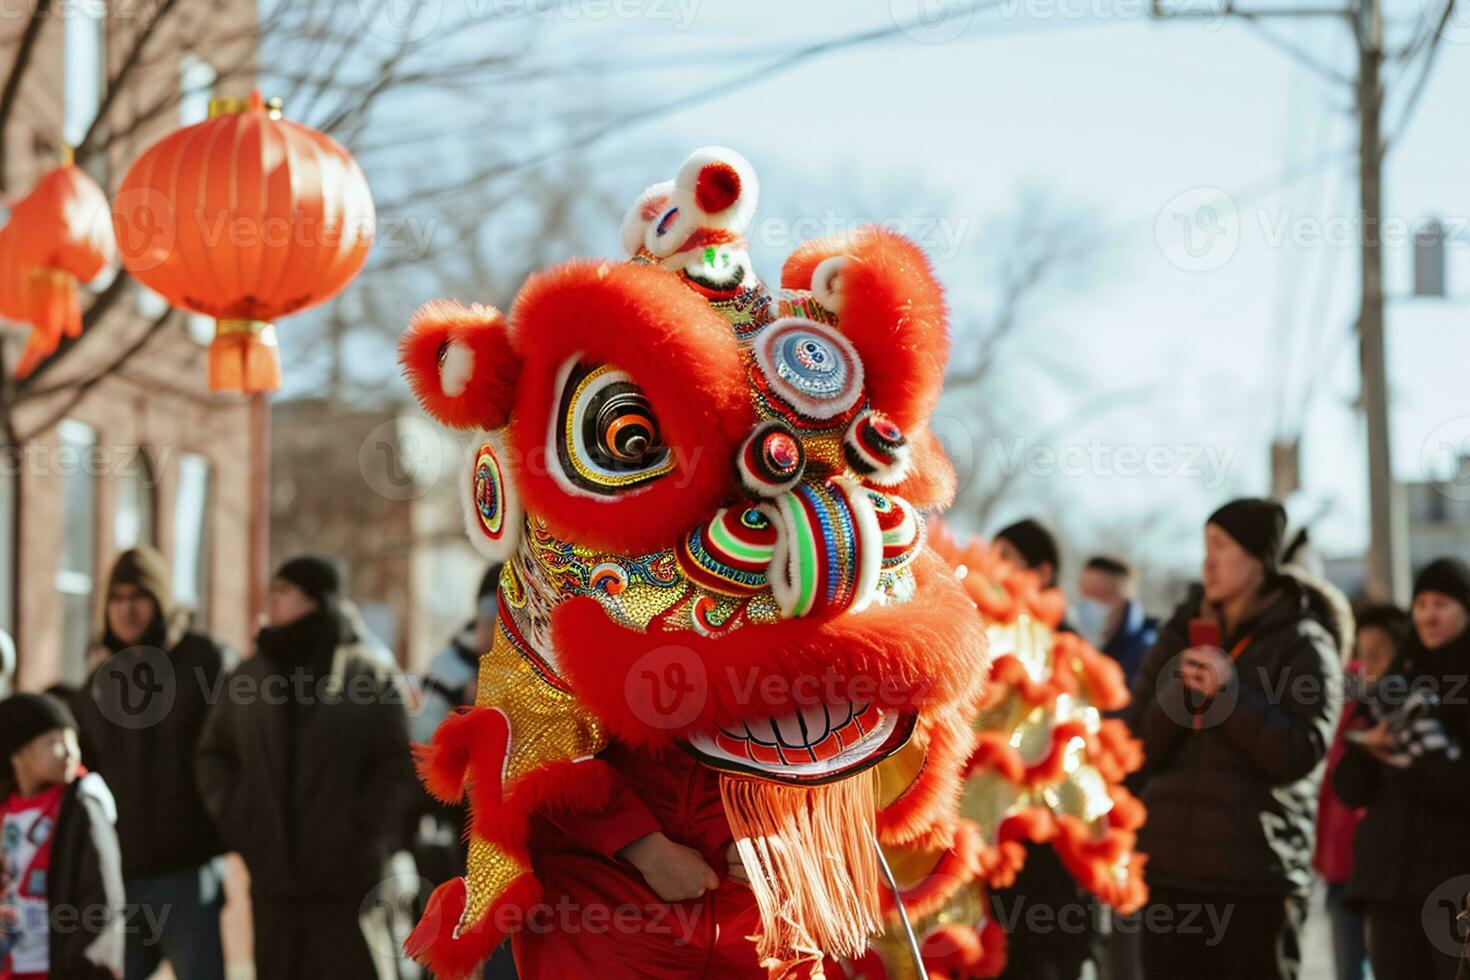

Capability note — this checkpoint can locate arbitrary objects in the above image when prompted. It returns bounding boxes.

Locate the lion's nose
[761,478,882,619]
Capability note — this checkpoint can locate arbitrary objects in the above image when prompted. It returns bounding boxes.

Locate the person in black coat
[1127,498,1345,980]
[75,546,230,980]
[195,555,415,980]
[1334,557,1470,980]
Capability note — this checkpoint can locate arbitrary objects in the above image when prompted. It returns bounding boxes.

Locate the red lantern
[0,225,26,323]
[113,91,375,392]
[0,158,114,378]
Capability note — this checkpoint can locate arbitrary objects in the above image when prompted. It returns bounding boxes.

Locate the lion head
[400,146,984,789]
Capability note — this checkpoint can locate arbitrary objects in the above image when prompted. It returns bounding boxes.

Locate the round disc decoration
[676,507,777,596]
[867,490,924,572]
[738,419,806,498]
[752,317,865,422]
[844,410,911,485]
[461,431,523,562]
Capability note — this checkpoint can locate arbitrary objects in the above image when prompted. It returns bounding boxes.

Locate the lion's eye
[595,389,662,465]
[554,360,673,495]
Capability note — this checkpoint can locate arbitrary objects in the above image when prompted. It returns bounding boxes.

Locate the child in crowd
[1315,603,1409,980]
[1,692,124,979]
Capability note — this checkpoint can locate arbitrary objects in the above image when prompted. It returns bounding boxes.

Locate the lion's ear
[399,300,521,430]
[781,227,948,433]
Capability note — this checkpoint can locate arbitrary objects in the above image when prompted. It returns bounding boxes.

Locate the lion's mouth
[682,699,917,785]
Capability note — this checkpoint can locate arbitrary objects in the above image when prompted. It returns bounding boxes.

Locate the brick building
[270,398,487,674]
[1,6,261,686]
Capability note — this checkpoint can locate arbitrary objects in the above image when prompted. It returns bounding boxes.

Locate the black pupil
[589,385,662,468]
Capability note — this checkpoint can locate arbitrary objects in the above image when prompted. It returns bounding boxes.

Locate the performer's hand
[725,840,749,885]
[618,832,719,902]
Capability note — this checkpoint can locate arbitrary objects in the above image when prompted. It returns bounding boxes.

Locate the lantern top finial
[208,96,250,119]
[208,90,283,120]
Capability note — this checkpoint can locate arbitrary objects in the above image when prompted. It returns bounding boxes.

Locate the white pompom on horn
[673,146,759,236]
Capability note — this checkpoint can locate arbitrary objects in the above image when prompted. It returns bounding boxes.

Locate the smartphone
[1188,618,1221,650]
[1179,618,1219,718]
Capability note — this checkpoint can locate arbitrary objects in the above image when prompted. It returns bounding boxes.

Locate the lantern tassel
[31,268,80,342]
[14,329,52,379]
[210,319,282,393]
[12,269,79,378]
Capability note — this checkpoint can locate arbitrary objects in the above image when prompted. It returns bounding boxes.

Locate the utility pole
[1149,0,1443,602]
[1353,0,1410,602]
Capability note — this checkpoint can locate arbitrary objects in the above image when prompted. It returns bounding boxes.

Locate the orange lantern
[113,91,375,392]
[0,156,115,377]
[0,224,26,322]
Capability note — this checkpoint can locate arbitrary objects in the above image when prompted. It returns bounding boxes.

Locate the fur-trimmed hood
[1278,563,1356,665]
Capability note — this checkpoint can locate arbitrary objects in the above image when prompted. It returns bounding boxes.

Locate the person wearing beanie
[994,517,1063,589]
[195,553,414,980]
[1313,603,1409,980]
[1206,497,1288,580]
[1127,497,1344,980]
[0,693,123,979]
[74,546,231,980]
[1335,557,1470,980]
[271,554,344,614]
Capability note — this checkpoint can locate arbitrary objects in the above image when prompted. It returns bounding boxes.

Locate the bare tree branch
[0,0,54,192]
[74,0,186,166]
[15,308,176,441]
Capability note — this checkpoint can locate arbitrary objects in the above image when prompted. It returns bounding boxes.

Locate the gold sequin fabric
[504,513,917,660]
[462,836,529,934]
[459,621,607,935]
[475,620,606,782]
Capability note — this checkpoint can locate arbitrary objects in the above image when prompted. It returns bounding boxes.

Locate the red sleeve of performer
[547,772,663,860]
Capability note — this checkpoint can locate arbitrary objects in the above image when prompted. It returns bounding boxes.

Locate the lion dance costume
[400,147,990,979]
[848,527,1148,979]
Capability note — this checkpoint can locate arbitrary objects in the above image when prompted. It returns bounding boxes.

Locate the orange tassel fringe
[721,773,882,976]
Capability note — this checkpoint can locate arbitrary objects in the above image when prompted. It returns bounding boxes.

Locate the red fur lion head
[401,147,985,789]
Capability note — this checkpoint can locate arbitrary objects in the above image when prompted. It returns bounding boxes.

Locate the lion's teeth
[774,712,807,747]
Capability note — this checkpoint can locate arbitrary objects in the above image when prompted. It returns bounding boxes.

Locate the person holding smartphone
[1334,558,1470,980]
[1126,498,1346,980]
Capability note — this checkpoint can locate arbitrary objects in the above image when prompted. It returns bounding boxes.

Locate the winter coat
[1334,628,1470,906]
[75,613,229,879]
[1103,599,1159,689]
[410,633,478,746]
[1312,690,1368,886]
[1126,571,1344,896]
[7,772,126,979]
[194,608,415,901]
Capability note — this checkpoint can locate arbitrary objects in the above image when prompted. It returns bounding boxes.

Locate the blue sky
[584,1,1470,570]
[322,0,1470,578]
